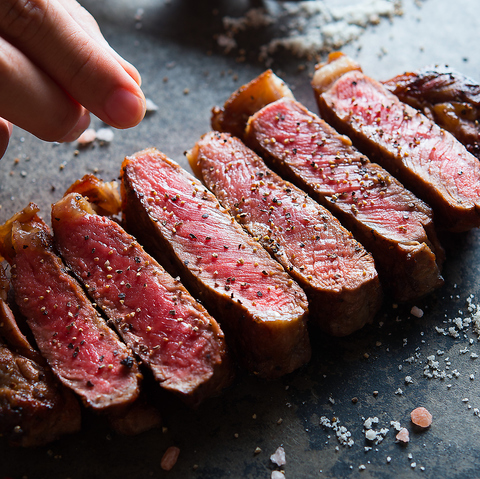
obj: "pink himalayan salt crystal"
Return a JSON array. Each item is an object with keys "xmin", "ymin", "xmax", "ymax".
[
  {"xmin": 270, "ymin": 446, "xmax": 286, "ymax": 466},
  {"xmin": 161, "ymin": 446, "xmax": 180, "ymax": 471},
  {"xmin": 76, "ymin": 128, "xmax": 96, "ymax": 146},
  {"xmin": 411, "ymin": 407, "xmax": 433, "ymax": 428},
  {"xmin": 395, "ymin": 427, "xmax": 410, "ymax": 443}
]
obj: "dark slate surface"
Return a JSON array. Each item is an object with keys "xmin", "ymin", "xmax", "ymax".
[{"xmin": 2, "ymin": 1, "xmax": 480, "ymax": 478}]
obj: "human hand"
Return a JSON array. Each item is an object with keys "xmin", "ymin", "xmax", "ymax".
[{"xmin": 0, "ymin": 0, "xmax": 146, "ymax": 158}]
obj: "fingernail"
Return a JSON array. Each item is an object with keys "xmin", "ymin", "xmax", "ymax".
[
  {"xmin": 59, "ymin": 110, "xmax": 91, "ymax": 143},
  {"xmin": 104, "ymin": 88, "xmax": 146, "ymax": 128}
]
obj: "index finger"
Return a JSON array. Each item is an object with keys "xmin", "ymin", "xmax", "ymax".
[
  {"xmin": 0, "ymin": 0, "xmax": 146, "ymax": 129},
  {"xmin": 59, "ymin": 0, "xmax": 142, "ymax": 87}
]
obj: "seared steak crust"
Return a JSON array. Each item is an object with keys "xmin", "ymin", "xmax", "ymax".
[
  {"xmin": 0, "ymin": 299, "xmax": 81, "ymax": 447},
  {"xmin": 188, "ymin": 131, "xmax": 382, "ymax": 336},
  {"xmin": 314, "ymin": 56, "xmax": 480, "ymax": 232},
  {"xmin": 211, "ymin": 69, "xmax": 294, "ymax": 139},
  {"xmin": 0, "ymin": 204, "xmax": 141, "ymax": 411},
  {"xmin": 52, "ymin": 193, "xmax": 233, "ymax": 406},
  {"xmin": 244, "ymin": 98, "xmax": 443, "ymax": 302},
  {"xmin": 384, "ymin": 65, "xmax": 480, "ymax": 159},
  {"xmin": 121, "ymin": 148, "xmax": 311, "ymax": 378}
]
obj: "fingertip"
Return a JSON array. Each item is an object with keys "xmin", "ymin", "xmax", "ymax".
[
  {"xmin": 104, "ymin": 87, "xmax": 146, "ymax": 129},
  {"xmin": 0, "ymin": 119, "xmax": 12, "ymax": 159}
]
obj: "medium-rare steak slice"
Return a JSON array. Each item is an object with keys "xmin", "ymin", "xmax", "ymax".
[
  {"xmin": 0, "ymin": 298, "xmax": 81, "ymax": 447},
  {"xmin": 188, "ymin": 131, "xmax": 382, "ymax": 336},
  {"xmin": 383, "ymin": 65, "xmax": 480, "ymax": 159},
  {"xmin": 243, "ymin": 97, "xmax": 443, "ymax": 302},
  {"xmin": 312, "ymin": 52, "xmax": 480, "ymax": 232},
  {"xmin": 0, "ymin": 204, "xmax": 141, "ymax": 411},
  {"xmin": 121, "ymin": 148, "xmax": 311, "ymax": 378},
  {"xmin": 52, "ymin": 193, "xmax": 233, "ymax": 406}
]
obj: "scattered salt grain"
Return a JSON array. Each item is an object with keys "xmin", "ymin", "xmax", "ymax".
[
  {"xmin": 270, "ymin": 446, "xmax": 286, "ymax": 467},
  {"xmin": 363, "ymin": 417, "xmax": 379, "ymax": 429},
  {"xmin": 96, "ymin": 128, "xmax": 114, "ymax": 143},
  {"xmin": 77, "ymin": 128, "xmax": 96, "ymax": 146},
  {"xmin": 145, "ymin": 98, "xmax": 159, "ymax": 113},
  {"xmin": 320, "ymin": 416, "xmax": 354, "ymax": 447},
  {"xmin": 221, "ymin": 0, "xmax": 403, "ymax": 62},
  {"xmin": 160, "ymin": 446, "xmax": 180, "ymax": 471},
  {"xmin": 216, "ymin": 34, "xmax": 238, "ymax": 53},
  {"xmin": 395, "ymin": 427, "xmax": 409, "ymax": 444},
  {"xmin": 390, "ymin": 421, "xmax": 401, "ymax": 431},
  {"xmin": 272, "ymin": 471, "xmax": 284, "ymax": 479},
  {"xmin": 410, "ymin": 306, "xmax": 424, "ymax": 318}
]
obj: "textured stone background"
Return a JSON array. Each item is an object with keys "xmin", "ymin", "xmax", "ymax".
[{"xmin": 2, "ymin": 1, "xmax": 480, "ymax": 478}]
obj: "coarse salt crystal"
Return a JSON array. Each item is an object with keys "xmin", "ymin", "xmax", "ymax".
[
  {"xmin": 145, "ymin": 98, "xmax": 159, "ymax": 112},
  {"xmin": 363, "ymin": 417, "xmax": 378, "ymax": 429},
  {"xmin": 160, "ymin": 446, "xmax": 180, "ymax": 471},
  {"xmin": 410, "ymin": 306, "xmax": 424, "ymax": 318},
  {"xmin": 395, "ymin": 427, "xmax": 409, "ymax": 443},
  {"xmin": 270, "ymin": 446, "xmax": 286, "ymax": 466},
  {"xmin": 96, "ymin": 128, "xmax": 115, "ymax": 143},
  {"xmin": 77, "ymin": 128, "xmax": 96, "ymax": 146}
]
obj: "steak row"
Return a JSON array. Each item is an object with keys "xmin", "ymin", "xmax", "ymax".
[{"xmin": 3, "ymin": 52, "xmax": 479, "ymax": 446}]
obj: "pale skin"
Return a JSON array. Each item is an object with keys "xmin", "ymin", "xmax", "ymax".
[{"xmin": 0, "ymin": 0, "xmax": 146, "ymax": 158}]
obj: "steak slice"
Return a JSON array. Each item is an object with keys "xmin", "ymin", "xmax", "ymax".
[
  {"xmin": 0, "ymin": 298, "xmax": 81, "ymax": 447},
  {"xmin": 52, "ymin": 193, "xmax": 233, "ymax": 406},
  {"xmin": 121, "ymin": 148, "xmax": 311, "ymax": 378},
  {"xmin": 312, "ymin": 52, "xmax": 480, "ymax": 232},
  {"xmin": 211, "ymin": 69, "xmax": 294, "ymax": 139},
  {"xmin": 383, "ymin": 65, "xmax": 480, "ymax": 159},
  {"xmin": 244, "ymin": 97, "xmax": 443, "ymax": 302},
  {"xmin": 188, "ymin": 131, "xmax": 382, "ymax": 336},
  {"xmin": 0, "ymin": 204, "xmax": 141, "ymax": 411}
]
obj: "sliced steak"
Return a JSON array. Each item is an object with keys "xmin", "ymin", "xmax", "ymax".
[
  {"xmin": 52, "ymin": 193, "xmax": 233, "ymax": 406},
  {"xmin": 211, "ymin": 69, "xmax": 294, "ymax": 139},
  {"xmin": 64, "ymin": 173, "xmax": 122, "ymax": 215},
  {"xmin": 0, "ymin": 204, "xmax": 141, "ymax": 411},
  {"xmin": 383, "ymin": 65, "xmax": 480, "ymax": 159},
  {"xmin": 188, "ymin": 131, "xmax": 382, "ymax": 336},
  {"xmin": 121, "ymin": 148, "xmax": 311, "ymax": 378},
  {"xmin": 0, "ymin": 299, "xmax": 81, "ymax": 447},
  {"xmin": 313, "ymin": 53, "xmax": 480, "ymax": 232},
  {"xmin": 243, "ymin": 97, "xmax": 443, "ymax": 302}
]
